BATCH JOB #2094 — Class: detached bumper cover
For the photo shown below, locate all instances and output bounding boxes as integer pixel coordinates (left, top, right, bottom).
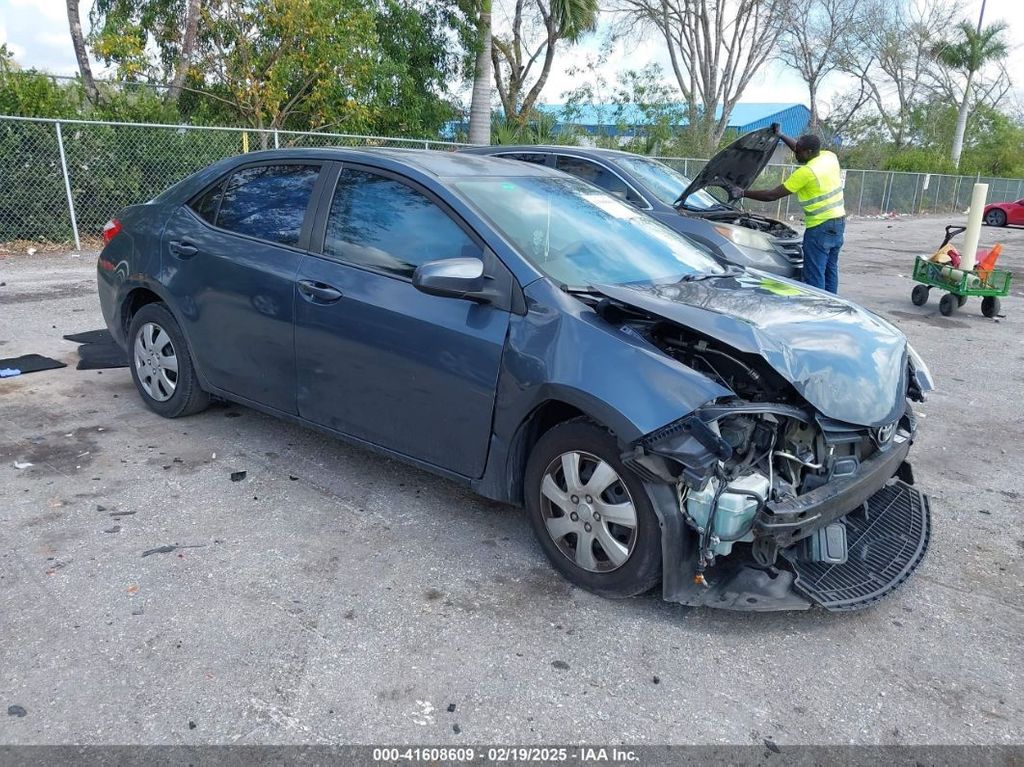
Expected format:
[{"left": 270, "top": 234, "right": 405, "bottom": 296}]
[{"left": 784, "top": 481, "right": 931, "bottom": 611}]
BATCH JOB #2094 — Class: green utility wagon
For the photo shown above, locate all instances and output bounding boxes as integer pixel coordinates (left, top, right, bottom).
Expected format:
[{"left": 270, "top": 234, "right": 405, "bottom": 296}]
[{"left": 910, "top": 225, "right": 1013, "bottom": 317}]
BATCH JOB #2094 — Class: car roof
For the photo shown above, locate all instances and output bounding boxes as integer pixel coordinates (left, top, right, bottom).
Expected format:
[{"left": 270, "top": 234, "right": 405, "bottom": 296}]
[
  {"left": 222, "top": 146, "right": 562, "bottom": 179},
  {"left": 460, "top": 144, "right": 652, "bottom": 162}
]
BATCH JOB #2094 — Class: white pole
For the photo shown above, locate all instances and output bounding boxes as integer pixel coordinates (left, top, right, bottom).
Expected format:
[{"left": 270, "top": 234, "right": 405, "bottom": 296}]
[
  {"left": 961, "top": 182, "right": 989, "bottom": 271},
  {"left": 55, "top": 121, "right": 81, "bottom": 251}
]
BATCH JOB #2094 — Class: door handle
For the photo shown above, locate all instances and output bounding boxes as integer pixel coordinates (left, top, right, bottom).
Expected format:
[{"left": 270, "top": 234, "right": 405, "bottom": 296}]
[
  {"left": 297, "top": 279, "right": 343, "bottom": 304},
  {"left": 169, "top": 240, "right": 198, "bottom": 258}
]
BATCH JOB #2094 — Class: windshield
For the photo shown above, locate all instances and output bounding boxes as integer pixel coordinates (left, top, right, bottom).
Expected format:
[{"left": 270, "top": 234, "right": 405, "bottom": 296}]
[
  {"left": 453, "top": 176, "right": 725, "bottom": 288},
  {"left": 615, "top": 155, "right": 724, "bottom": 211}
]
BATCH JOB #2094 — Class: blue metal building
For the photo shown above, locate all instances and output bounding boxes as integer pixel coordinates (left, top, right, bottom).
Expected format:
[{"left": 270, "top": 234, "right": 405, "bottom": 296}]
[{"left": 537, "top": 102, "right": 811, "bottom": 138}]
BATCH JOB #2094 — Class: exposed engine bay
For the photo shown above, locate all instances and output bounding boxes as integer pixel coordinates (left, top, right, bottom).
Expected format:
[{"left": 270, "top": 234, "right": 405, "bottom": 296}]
[
  {"left": 593, "top": 296, "right": 932, "bottom": 612},
  {"left": 697, "top": 208, "right": 800, "bottom": 240}
]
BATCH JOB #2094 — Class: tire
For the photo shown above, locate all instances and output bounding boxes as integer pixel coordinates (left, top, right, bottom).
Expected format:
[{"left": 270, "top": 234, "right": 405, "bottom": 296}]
[
  {"left": 127, "top": 302, "right": 210, "bottom": 418},
  {"left": 957, "top": 294, "right": 968, "bottom": 307},
  {"left": 939, "top": 292, "right": 957, "bottom": 316},
  {"left": 911, "top": 284, "right": 929, "bottom": 306},
  {"left": 981, "top": 296, "right": 1001, "bottom": 318},
  {"left": 524, "top": 419, "right": 662, "bottom": 598},
  {"left": 985, "top": 209, "right": 1007, "bottom": 227}
]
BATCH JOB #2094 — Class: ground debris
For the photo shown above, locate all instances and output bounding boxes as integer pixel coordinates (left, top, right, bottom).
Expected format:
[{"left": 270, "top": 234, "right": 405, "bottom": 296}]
[
  {"left": 7, "top": 705, "right": 27, "bottom": 718},
  {"left": 141, "top": 543, "right": 207, "bottom": 558},
  {"left": 109, "top": 510, "right": 136, "bottom": 517},
  {"left": 230, "top": 470, "right": 247, "bottom": 482},
  {"left": 763, "top": 738, "right": 781, "bottom": 754},
  {"left": 551, "top": 660, "right": 570, "bottom": 671}
]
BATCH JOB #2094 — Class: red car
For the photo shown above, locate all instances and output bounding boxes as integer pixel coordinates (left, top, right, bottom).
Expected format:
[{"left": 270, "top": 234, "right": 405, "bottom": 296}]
[{"left": 983, "top": 198, "right": 1024, "bottom": 227}]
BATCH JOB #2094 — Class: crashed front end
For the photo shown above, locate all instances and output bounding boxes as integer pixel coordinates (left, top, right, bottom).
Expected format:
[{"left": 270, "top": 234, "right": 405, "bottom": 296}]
[{"left": 617, "top": 315, "right": 934, "bottom": 612}]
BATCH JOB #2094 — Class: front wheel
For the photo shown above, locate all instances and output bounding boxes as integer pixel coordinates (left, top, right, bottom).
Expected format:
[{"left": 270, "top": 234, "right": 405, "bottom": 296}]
[
  {"left": 128, "top": 302, "right": 210, "bottom": 418},
  {"left": 524, "top": 420, "right": 662, "bottom": 598},
  {"left": 939, "top": 292, "right": 958, "bottom": 316},
  {"left": 911, "top": 284, "right": 930, "bottom": 306},
  {"left": 982, "top": 296, "right": 1001, "bottom": 318},
  {"left": 985, "top": 209, "right": 1007, "bottom": 227}
]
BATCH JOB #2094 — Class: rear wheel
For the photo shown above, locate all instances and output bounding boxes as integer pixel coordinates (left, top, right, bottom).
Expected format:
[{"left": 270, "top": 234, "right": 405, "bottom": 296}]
[
  {"left": 981, "top": 296, "right": 1001, "bottom": 318},
  {"left": 911, "top": 284, "right": 930, "bottom": 306},
  {"left": 939, "top": 293, "right": 958, "bottom": 316},
  {"left": 985, "top": 209, "right": 1007, "bottom": 227},
  {"left": 524, "top": 420, "right": 662, "bottom": 598},
  {"left": 128, "top": 303, "right": 210, "bottom": 418},
  {"left": 957, "top": 294, "right": 968, "bottom": 307}
]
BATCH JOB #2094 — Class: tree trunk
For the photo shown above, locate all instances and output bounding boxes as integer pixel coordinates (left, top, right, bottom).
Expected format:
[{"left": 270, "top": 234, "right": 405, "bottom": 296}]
[
  {"left": 166, "top": 0, "right": 201, "bottom": 104},
  {"left": 66, "top": 0, "right": 100, "bottom": 105},
  {"left": 808, "top": 87, "right": 818, "bottom": 133},
  {"left": 950, "top": 69, "right": 974, "bottom": 169},
  {"left": 468, "top": 0, "right": 493, "bottom": 145}
]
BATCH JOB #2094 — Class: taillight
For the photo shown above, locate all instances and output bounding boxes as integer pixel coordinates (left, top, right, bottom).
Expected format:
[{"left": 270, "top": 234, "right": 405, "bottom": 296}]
[{"left": 102, "top": 218, "right": 122, "bottom": 244}]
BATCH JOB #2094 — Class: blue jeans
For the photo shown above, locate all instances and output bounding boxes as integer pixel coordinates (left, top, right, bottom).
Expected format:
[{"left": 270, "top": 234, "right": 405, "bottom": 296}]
[{"left": 802, "top": 217, "right": 845, "bottom": 293}]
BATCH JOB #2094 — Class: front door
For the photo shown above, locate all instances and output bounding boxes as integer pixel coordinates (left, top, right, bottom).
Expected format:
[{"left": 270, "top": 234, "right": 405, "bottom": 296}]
[
  {"left": 294, "top": 166, "right": 511, "bottom": 477},
  {"left": 161, "top": 162, "right": 323, "bottom": 413}
]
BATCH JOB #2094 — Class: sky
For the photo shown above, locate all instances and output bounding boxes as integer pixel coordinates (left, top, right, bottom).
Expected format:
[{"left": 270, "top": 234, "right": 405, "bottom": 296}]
[{"left": 1, "top": 0, "right": 1020, "bottom": 113}]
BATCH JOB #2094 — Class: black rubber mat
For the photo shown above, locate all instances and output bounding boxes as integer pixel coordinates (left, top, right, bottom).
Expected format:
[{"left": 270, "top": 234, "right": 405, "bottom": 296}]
[
  {"left": 63, "top": 329, "right": 112, "bottom": 345},
  {"left": 64, "top": 328, "right": 129, "bottom": 370},
  {"left": 787, "top": 481, "right": 930, "bottom": 612},
  {"left": 77, "top": 342, "right": 129, "bottom": 370},
  {"left": 0, "top": 354, "right": 67, "bottom": 377}
]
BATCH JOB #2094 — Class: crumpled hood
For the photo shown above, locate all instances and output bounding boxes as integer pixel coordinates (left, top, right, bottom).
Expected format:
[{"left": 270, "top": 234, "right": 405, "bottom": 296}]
[
  {"left": 677, "top": 127, "right": 780, "bottom": 206},
  {"left": 596, "top": 273, "right": 909, "bottom": 427}
]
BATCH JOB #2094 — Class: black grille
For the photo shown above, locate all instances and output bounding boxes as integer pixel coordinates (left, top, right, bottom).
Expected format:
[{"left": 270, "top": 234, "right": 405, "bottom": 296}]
[
  {"left": 786, "top": 481, "right": 930, "bottom": 612},
  {"left": 776, "top": 238, "right": 804, "bottom": 269}
]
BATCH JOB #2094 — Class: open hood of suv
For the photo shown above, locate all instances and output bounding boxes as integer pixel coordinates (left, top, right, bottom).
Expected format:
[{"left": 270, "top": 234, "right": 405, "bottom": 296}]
[{"left": 676, "top": 127, "right": 780, "bottom": 208}]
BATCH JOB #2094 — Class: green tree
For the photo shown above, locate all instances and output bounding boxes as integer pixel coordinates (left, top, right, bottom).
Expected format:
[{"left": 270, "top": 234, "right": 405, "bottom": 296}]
[
  {"left": 491, "top": 0, "right": 599, "bottom": 124},
  {"left": 199, "top": 0, "right": 379, "bottom": 137},
  {"left": 931, "top": 19, "right": 1009, "bottom": 168}
]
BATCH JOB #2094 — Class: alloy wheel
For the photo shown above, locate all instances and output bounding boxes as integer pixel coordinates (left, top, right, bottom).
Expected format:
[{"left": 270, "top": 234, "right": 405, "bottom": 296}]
[
  {"left": 133, "top": 321, "right": 178, "bottom": 402},
  {"left": 539, "top": 450, "right": 638, "bottom": 573}
]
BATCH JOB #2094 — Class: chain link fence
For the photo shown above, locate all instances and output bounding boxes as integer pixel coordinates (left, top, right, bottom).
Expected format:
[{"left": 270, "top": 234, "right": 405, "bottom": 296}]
[{"left": 3, "top": 114, "right": 1023, "bottom": 250}]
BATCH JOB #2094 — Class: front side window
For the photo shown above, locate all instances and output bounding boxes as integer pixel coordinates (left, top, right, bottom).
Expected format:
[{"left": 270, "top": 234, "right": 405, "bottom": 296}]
[
  {"left": 323, "top": 169, "right": 480, "bottom": 278},
  {"left": 213, "top": 164, "right": 320, "bottom": 246},
  {"left": 453, "top": 176, "right": 724, "bottom": 288},
  {"left": 614, "top": 155, "right": 722, "bottom": 210}
]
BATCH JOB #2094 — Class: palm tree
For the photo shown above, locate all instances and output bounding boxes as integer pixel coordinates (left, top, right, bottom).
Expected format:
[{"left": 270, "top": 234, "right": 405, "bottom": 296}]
[
  {"left": 467, "top": 0, "right": 493, "bottom": 145},
  {"left": 932, "top": 19, "right": 1009, "bottom": 168}
]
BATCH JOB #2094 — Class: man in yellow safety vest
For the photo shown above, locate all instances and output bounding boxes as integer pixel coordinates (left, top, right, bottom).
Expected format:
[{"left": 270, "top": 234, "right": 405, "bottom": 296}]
[{"left": 740, "top": 130, "right": 845, "bottom": 293}]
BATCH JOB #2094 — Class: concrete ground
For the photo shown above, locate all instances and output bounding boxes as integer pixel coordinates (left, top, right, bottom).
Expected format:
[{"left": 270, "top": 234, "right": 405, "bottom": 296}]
[{"left": 0, "top": 215, "right": 1021, "bottom": 746}]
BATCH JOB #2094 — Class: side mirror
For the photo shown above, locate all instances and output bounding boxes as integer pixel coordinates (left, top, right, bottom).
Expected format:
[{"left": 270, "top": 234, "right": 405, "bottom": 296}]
[{"left": 412, "top": 257, "right": 489, "bottom": 302}]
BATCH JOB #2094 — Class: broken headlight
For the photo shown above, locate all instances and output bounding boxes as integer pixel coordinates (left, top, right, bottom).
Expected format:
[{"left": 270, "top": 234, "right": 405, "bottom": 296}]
[{"left": 906, "top": 343, "right": 935, "bottom": 397}]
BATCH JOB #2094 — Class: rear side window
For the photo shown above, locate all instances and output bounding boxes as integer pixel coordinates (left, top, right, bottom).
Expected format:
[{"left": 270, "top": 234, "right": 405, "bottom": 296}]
[
  {"left": 323, "top": 168, "right": 480, "bottom": 279},
  {"left": 555, "top": 156, "right": 636, "bottom": 202},
  {"left": 498, "top": 152, "right": 550, "bottom": 165},
  {"left": 202, "top": 164, "right": 319, "bottom": 246}
]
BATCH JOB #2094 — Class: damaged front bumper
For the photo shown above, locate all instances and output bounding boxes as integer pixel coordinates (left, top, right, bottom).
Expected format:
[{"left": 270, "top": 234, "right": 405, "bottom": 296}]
[{"left": 629, "top": 406, "right": 931, "bottom": 612}]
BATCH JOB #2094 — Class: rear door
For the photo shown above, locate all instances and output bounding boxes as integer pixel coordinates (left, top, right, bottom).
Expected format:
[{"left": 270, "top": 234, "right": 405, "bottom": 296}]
[
  {"left": 1010, "top": 200, "right": 1024, "bottom": 225},
  {"left": 161, "top": 161, "right": 325, "bottom": 413},
  {"left": 293, "top": 165, "right": 512, "bottom": 477}
]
